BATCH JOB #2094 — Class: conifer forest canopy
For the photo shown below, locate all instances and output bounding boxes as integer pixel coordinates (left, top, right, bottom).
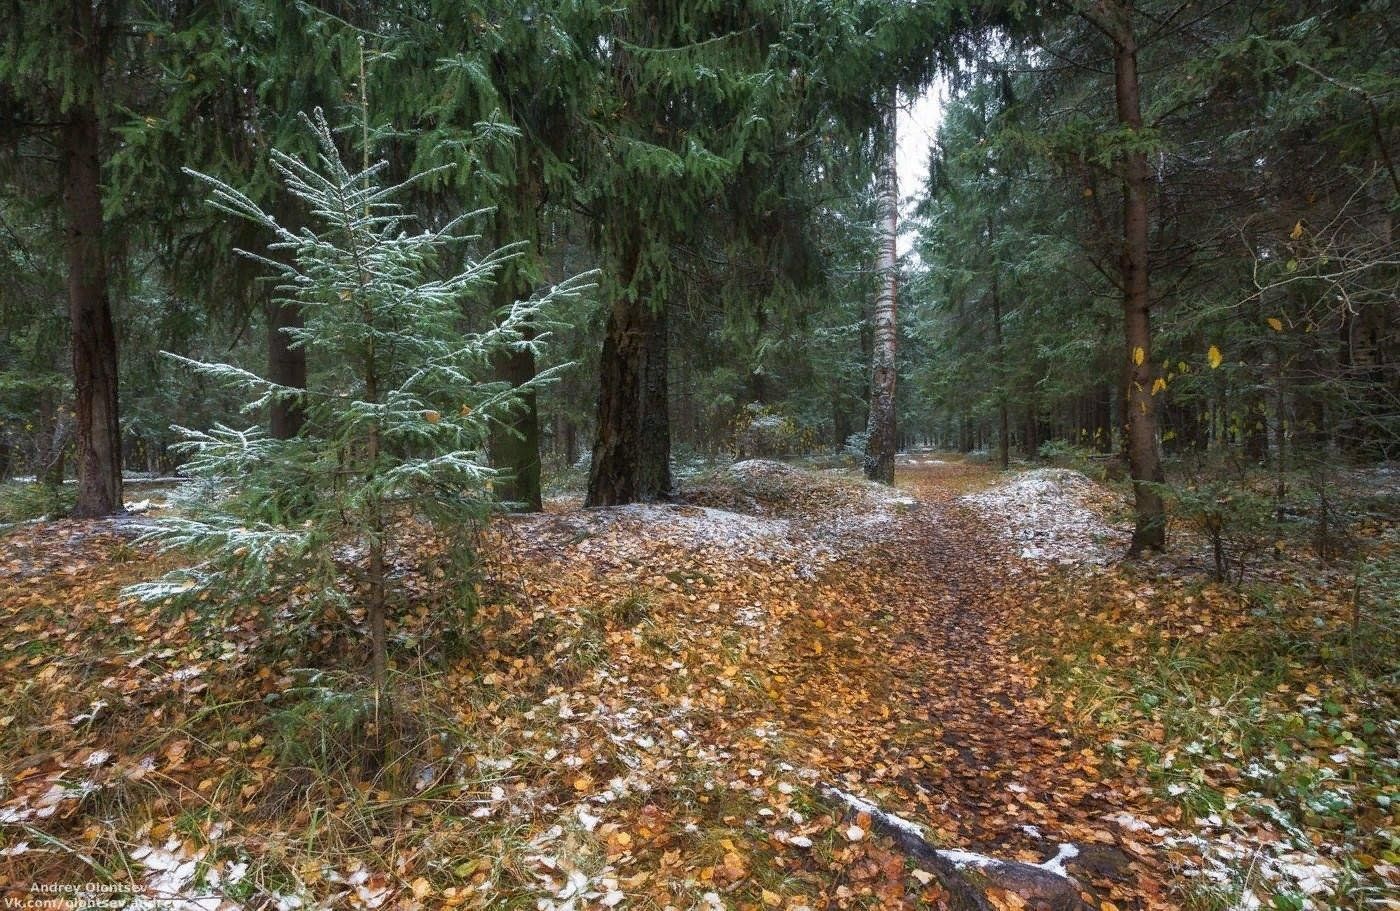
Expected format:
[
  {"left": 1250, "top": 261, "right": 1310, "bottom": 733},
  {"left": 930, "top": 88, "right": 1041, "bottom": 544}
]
[{"left": 0, "top": 2, "right": 1397, "bottom": 911}]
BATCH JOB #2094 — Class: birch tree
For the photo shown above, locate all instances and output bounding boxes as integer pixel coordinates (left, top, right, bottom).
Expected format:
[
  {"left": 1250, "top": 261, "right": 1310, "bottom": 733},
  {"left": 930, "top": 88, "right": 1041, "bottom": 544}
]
[{"left": 865, "top": 98, "right": 900, "bottom": 484}]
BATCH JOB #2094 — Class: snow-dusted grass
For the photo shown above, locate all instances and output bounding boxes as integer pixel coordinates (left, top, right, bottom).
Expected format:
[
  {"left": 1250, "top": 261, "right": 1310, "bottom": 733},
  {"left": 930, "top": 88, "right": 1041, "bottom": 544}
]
[
  {"left": 513, "top": 458, "right": 925, "bottom": 571},
  {"left": 959, "top": 467, "right": 1128, "bottom": 564}
]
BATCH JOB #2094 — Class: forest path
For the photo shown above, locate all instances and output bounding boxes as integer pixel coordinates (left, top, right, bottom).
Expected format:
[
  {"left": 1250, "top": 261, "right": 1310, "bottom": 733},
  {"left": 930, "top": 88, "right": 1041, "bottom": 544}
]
[{"left": 756, "top": 457, "right": 1169, "bottom": 906}]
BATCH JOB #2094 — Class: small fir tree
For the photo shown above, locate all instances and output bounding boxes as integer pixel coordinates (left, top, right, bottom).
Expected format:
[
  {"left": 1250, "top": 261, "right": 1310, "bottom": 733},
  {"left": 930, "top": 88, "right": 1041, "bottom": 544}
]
[{"left": 127, "top": 110, "right": 590, "bottom": 705}]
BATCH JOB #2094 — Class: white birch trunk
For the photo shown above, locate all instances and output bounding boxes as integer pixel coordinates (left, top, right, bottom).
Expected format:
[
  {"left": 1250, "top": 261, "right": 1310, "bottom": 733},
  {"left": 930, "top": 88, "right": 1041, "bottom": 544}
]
[{"left": 865, "top": 97, "right": 899, "bottom": 484}]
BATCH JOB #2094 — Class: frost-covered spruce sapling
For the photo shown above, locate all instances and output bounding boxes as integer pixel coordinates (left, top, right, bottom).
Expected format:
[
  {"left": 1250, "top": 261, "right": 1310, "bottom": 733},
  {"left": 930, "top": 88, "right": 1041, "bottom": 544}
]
[{"left": 127, "top": 109, "right": 590, "bottom": 705}]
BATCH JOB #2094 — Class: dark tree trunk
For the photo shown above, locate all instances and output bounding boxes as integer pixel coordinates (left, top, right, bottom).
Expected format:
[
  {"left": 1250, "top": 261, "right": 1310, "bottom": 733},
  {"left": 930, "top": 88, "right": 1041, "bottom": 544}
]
[
  {"left": 488, "top": 252, "right": 542, "bottom": 512},
  {"left": 1089, "top": 1, "right": 1166, "bottom": 553},
  {"left": 1094, "top": 385, "right": 1113, "bottom": 452},
  {"left": 487, "top": 160, "right": 545, "bottom": 510},
  {"left": 491, "top": 345, "right": 542, "bottom": 511},
  {"left": 563, "top": 419, "right": 579, "bottom": 468},
  {"left": 586, "top": 243, "right": 671, "bottom": 506},
  {"left": 1244, "top": 392, "right": 1270, "bottom": 463},
  {"left": 833, "top": 395, "right": 850, "bottom": 451},
  {"left": 990, "top": 257, "right": 1009, "bottom": 471},
  {"left": 638, "top": 303, "right": 671, "bottom": 496},
  {"left": 64, "top": 102, "right": 122, "bottom": 518},
  {"left": 267, "top": 297, "right": 306, "bottom": 439}
]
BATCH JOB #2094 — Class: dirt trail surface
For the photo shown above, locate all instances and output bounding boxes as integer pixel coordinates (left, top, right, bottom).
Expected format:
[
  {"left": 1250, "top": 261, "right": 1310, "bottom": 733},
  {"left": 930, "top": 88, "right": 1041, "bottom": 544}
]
[
  {"left": 754, "top": 459, "right": 1169, "bottom": 907},
  {"left": 0, "top": 458, "right": 1174, "bottom": 910}
]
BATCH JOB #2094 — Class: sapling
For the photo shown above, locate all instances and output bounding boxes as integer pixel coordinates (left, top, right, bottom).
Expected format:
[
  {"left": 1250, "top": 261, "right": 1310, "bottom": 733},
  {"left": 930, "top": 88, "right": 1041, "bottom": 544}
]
[{"left": 126, "top": 109, "right": 591, "bottom": 715}]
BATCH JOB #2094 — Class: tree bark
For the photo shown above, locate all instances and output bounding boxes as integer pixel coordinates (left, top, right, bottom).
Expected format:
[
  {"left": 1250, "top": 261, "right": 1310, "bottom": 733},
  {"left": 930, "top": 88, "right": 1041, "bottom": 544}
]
[
  {"left": 487, "top": 154, "right": 545, "bottom": 510},
  {"left": 489, "top": 258, "right": 543, "bottom": 511},
  {"left": 491, "top": 344, "right": 542, "bottom": 511},
  {"left": 1089, "top": 2, "right": 1166, "bottom": 553},
  {"left": 864, "top": 98, "right": 899, "bottom": 484},
  {"left": 586, "top": 242, "right": 671, "bottom": 506},
  {"left": 638, "top": 302, "right": 672, "bottom": 496},
  {"left": 63, "top": 101, "right": 122, "bottom": 518},
  {"left": 267, "top": 296, "right": 306, "bottom": 439},
  {"left": 989, "top": 238, "right": 1009, "bottom": 471}
]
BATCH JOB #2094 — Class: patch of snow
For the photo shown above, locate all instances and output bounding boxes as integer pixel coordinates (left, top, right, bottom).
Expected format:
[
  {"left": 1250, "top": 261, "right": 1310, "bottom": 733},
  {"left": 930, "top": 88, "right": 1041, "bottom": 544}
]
[
  {"left": 509, "top": 501, "right": 815, "bottom": 566},
  {"left": 825, "top": 787, "right": 927, "bottom": 839},
  {"left": 1153, "top": 818, "right": 1343, "bottom": 909},
  {"left": 959, "top": 468, "right": 1127, "bottom": 564},
  {"left": 1038, "top": 843, "right": 1079, "bottom": 876}
]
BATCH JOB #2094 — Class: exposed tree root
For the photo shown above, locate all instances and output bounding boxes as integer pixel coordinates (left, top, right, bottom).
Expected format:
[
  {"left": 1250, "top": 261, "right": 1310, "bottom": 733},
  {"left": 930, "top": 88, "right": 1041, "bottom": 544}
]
[{"left": 821, "top": 785, "right": 1093, "bottom": 911}]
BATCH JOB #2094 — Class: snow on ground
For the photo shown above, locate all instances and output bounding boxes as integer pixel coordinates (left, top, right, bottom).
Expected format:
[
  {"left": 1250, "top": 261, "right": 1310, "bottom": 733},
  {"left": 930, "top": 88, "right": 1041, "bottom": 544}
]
[
  {"left": 959, "top": 468, "right": 1128, "bottom": 565},
  {"left": 506, "top": 499, "right": 821, "bottom": 568},
  {"left": 509, "top": 460, "right": 920, "bottom": 570},
  {"left": 716, "top": 459, "right": 921, "bottom": 546},
  {"left": 1104, "top": 810, "right": 1344, "bottom": 911},
  {"left": 607, "top": 503, "right": 805, "bottom": 562}
]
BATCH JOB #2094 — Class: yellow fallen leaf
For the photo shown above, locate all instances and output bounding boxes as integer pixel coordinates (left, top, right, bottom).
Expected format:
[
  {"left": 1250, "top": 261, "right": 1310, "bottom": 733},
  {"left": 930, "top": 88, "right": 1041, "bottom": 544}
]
[
  {"left": 1267, "top": 317, "right": 1284, "bottom": 332},
  {"left": 1208, "top": 345, "right": 1223, "bottom": 369},
  {"left": 1132, "top": 346, "right": 1145, "bottom": 366}
]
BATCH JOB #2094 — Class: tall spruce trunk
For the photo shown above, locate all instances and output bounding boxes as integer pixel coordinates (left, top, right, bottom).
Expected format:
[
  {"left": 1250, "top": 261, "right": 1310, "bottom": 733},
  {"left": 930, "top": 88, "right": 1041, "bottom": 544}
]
[
  {"left": 491, "top": 345, "right": 542, "bottom": 510},
  {"left": 488, "top": 165, "right": 544, "bottom": 510},
  {"left": 489, "top": 254, "right": 542, "bottom": 512},
  {"left": 267, "top": 297, "right": 306, "bottom": 438},
  {"left": 586, "top": 243, "right": 671, "bottom": 506},
  {"left": 989, "top": 228, "right": 1009, "bottom": 471},
  {"left": 1097, "top": 2, "right": 1167, "bottom": 553},
  {"left": 64, "top": 102, "right": 122, "bottom": 517},
  {"left": 864, "top": 100, "right": 899, "bottom": 484}
]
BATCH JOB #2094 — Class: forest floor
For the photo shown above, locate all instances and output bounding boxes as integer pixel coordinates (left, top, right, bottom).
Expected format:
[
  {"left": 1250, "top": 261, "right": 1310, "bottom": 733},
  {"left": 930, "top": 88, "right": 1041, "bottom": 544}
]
[{"left": 0, "top": 456, "right": 1395, "bottom": 911}]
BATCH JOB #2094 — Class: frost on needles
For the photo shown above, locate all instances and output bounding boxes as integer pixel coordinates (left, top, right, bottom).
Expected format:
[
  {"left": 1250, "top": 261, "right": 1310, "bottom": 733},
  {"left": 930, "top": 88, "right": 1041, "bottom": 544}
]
[{"left": 125, "top": 109, "right": 594, "bottom": 692}]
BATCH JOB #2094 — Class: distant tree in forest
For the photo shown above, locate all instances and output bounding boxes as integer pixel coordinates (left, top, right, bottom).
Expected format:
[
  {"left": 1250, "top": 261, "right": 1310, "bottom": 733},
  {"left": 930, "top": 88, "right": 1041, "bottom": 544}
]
[{"left": 127, "top": 111, "right": 589, "bottom": 704}]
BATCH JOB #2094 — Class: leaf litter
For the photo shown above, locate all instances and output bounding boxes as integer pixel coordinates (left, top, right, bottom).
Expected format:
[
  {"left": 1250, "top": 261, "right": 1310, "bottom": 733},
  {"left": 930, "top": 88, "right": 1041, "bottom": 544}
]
[{"left": 1, "top": 457, "right": 1391, "bottom": 909}]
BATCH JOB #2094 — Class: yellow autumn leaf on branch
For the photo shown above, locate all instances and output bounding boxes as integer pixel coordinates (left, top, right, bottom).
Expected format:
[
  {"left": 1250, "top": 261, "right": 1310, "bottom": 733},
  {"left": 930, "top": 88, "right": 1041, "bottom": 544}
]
[
  {"left": 1267, "top": 317, "right": 1284, "bottom": 332},
  {"left": 1208, "top": 345, "right": 1223, "bottom": 369},
  {"left": 1290, "top": 220, "right": 1305, "bottom": 240},
  {"left": 1151, "top": 377, "right": 1167, "bottom": 395}
]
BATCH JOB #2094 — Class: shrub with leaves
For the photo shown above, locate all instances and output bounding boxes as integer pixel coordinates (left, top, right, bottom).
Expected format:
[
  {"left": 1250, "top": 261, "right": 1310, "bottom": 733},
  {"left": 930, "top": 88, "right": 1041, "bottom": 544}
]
[{"left": 127, "top": 110, "right": 591, "bottom": 699}]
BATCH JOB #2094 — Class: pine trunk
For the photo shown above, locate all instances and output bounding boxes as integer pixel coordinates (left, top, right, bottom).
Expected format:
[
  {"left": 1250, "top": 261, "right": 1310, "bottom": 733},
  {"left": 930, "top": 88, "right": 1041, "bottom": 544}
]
[
  {"left": 864, "top": 100, "right": 899, "bottom": 485},
  {"left": 1112, "top": 19, "right": 1167, "bottom": 554},
  {"left": 64, "top": 102, "right": 122, "bottom": 518}
]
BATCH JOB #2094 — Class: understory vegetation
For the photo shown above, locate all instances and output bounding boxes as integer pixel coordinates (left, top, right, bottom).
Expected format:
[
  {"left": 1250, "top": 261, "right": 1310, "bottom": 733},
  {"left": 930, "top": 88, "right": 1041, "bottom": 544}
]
[{"left": 1019, "top": 484, "right": 1399, "bottom": 910}]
